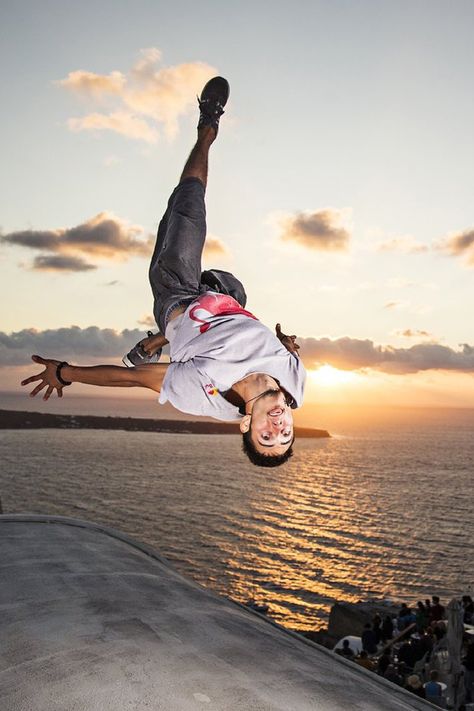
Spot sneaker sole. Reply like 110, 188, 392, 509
122, 355, 135, 368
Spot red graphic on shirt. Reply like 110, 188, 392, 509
189, 293, 257, 333
204, 383, 219, 396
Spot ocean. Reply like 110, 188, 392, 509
1, 409, 473, 632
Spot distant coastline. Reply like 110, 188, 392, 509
0, 409, 330, 438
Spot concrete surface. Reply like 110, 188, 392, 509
0, 515, 435, 710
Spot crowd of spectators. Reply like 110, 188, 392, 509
335, 594, 474, 708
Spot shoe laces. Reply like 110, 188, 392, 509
197, 96, 225, 118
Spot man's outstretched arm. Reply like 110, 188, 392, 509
21, 355, 168, 401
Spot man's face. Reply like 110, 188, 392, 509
240, 389, 294, 456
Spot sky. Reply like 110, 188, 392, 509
1, 0, 474, 413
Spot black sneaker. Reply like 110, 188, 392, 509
197, 76, 230, 133
122, 331, 162, 368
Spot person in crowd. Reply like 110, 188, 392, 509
462, 641, 474, 703
418, 629, 434, 659
372, 613, 382, 645
433, 621, 447, 642
397, 640, 417, 671
377, 648, 392, 676
462, 595, 474, 625
381, 614, 394, 643
355, 650, 376, 671
336, 639, 355, 659
405, 674, 426, 699
383, 664, 403, 686
424, 670, 443, 702
361, 623, 378, 655
416, 600, 429, 632
397, 661, 408, 684
398, 603, 416, 630
410, 635, 427, 665
425, 598, 432, 616
430, 595, 445, 622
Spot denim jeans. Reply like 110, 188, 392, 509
149, 177, 246, 333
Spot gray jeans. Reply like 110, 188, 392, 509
149, 177, 246, 333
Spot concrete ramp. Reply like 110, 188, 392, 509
0, 515, 433, 710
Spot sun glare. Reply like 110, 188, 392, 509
310, 365, 361, 388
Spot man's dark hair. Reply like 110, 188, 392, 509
241, 431, 294, 467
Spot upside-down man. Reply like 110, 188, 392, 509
22, 77, 306, 466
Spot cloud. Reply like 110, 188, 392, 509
137, 315, 156, 328
2, 327, 473, 376
57, 48, 217, 142
58, 70, 126, 97
0, 326, 145, 366
376, 236, 429, 253
33, 255, 96, 272
203, 236, 229, 258
437, 228, 474, 266
395, 329, 433, 338
2, 212, 152, 271
279, 209, 351, 251
384, 301, 406, 310
299, 336, 474, 374
68, 111, 159, 143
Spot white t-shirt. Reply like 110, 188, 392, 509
158, 292, 306, 421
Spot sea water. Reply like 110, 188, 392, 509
0, 421, 473, 631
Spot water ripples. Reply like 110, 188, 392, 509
1, 426, 473, 630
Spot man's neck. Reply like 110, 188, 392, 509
226, 373, 279, 412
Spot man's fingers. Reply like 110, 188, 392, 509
30, 381, 46, 397
57, 386, 63, 398
21, 374, 42, 386
43, 386, 54, 401
275, 323, 282, 334
32, 355, 46, 364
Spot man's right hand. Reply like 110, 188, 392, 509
275, 324, 300, 355
21, 355, 65, 401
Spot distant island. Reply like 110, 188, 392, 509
0, 409, 330, 438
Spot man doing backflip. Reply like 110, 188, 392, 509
22, 77, 306, 466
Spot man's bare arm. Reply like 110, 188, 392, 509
21, 355, 168, 400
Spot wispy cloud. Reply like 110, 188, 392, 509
2, 213, 152, 272
394, 329, 433, 339
2, 327, 473, 375
58, 70, 125, 97
437, 228, 474, 266
279, 208, 351, 251
384, 300, 407, 310
33, 255, 96, 272
68, 111, 159, 143
376, 235, 429, 254
57, 48, 217, 142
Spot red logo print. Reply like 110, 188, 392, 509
189, 293, 257, 333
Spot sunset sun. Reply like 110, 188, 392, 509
309, 365, 361, 388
